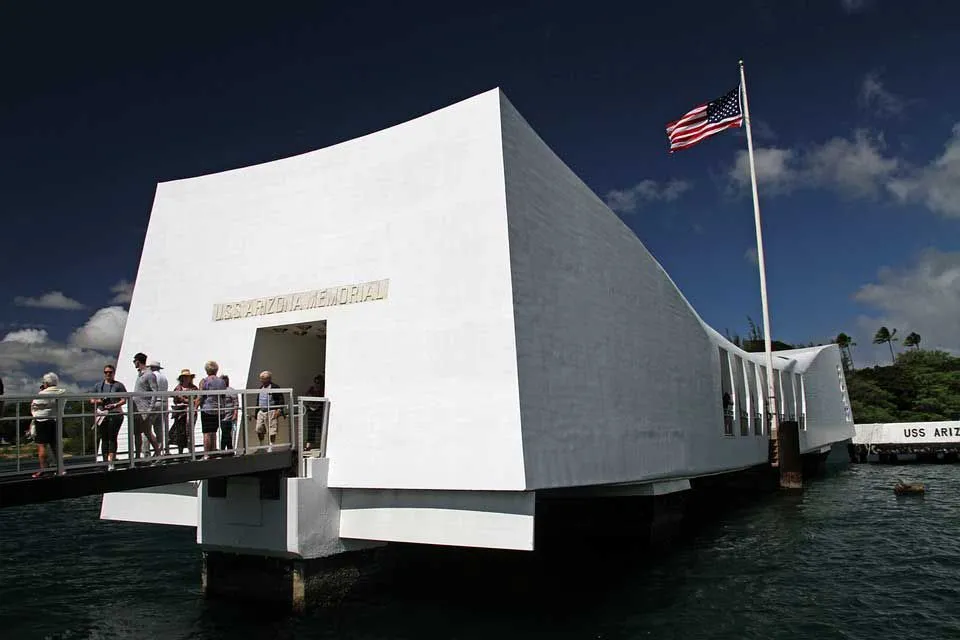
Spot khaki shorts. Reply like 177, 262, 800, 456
134, 413, 157, 436
255, 409, 281, 437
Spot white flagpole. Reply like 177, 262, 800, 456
738, 59, 779, 438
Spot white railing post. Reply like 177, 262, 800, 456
55, 397, 65, 476
319, 399, 330, 458
127, 395, 137, 468
188, 391, 197, 461
15, 402, 22, 473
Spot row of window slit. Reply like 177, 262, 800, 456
718, 346, 807, 437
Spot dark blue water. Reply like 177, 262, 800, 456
3, 464, 960, 639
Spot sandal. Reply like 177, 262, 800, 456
31, 471, 44, 478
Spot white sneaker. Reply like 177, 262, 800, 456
107, 463, 115, 471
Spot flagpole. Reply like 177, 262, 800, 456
738, 59, 779, 439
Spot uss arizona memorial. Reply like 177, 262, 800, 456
104, 88, 854, 569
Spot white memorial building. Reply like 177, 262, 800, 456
103, 88, 854, 562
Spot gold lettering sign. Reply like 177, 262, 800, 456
212, 278, 390, 321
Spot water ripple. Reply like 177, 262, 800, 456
4, 464, 960, 639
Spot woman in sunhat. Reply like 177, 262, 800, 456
169, 369, 198, 455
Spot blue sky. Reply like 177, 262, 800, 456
2, 0, 959, 391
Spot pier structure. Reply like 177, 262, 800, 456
0, 88, 855, 609
852, 422, 960, 463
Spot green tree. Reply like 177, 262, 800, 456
846, 349, 960, 422
834, 332, 856, 371
873, 326, 898, 364
903, 331, 922, 350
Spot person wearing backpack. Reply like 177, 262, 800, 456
90, 364, 127, 471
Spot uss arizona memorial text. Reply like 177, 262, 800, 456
212, 278, 390, 321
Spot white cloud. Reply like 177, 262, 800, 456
2, 328, 49, 345
604, 179, 692, 214
887, 123, 960, 218
730, 147, 798, 194
109, 280, 134, 305
13, 291, 85, 310
0, 340, 110, 389
744, 247, 758, 265
805, 130, 899, 198
728, 127, 960, 214
858, 71, 906, 117
0, 308, 128, 394
853, 249, 960, 365
0, 373, 83, 395
731, 131, 896, 197
69, 306, 128, 353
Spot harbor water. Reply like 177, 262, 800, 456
2, 463, 960, 639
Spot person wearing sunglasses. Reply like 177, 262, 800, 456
91, 365, 127, 471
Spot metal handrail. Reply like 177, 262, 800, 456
0, 388, 302, 479
0, 388, 295, 400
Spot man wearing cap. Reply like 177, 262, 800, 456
255, 371, 285, 448
148, 360, 170, 453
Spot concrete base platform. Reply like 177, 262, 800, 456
199, 448, 848, 612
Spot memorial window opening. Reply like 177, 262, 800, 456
718, 347, 734, 436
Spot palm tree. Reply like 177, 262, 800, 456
835, 332, 856, 370
873, 326, 898, 364
903, 332, 922, 350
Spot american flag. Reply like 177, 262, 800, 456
666, 86, 743, 152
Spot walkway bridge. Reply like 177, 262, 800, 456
0, 388, 328, 509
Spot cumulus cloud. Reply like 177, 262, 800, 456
729, 147, 798, 194
69, 306, 128, 353
0, 339, 109, 388
2, 329, 49, 345
858, 71, 906, 117
729, 122, 960, 219
0, 306, 128, 393
730, 130, 896, 198
604, 179, 692, 214
853, 249, 960, 365
109, 280, 134, 305
13, 291, 85, 310
805, 130, 899, 198
887, 123, 960, 218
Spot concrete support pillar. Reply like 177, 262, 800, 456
647, 491, 686, 547
777, 420, 803, 490
202, 551, 300, 608
201, 549, 369, 612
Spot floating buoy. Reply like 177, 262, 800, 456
894, 480, 925, 495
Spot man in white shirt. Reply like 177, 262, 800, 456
149, 360, 170, 453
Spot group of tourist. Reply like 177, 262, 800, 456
19, 354, 293, 476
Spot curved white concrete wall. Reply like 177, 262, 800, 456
117, 88, 853, 497
499, 95, 852, 489
119, 89, 526, 492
